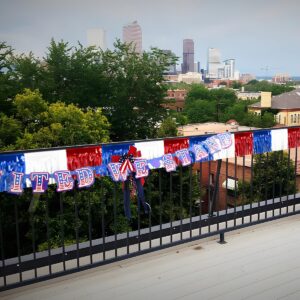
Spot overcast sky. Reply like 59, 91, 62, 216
1, 0, 299, 76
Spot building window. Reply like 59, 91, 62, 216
295, 114, 297, 123
298, 114, 300, 123
279, 114, 281, 124
291, 115, 293, 124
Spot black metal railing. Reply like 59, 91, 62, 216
0, 128, 300, 291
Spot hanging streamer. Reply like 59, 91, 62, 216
253, 130, 271, 154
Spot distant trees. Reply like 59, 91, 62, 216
184, 85, 238, 123
244, 80, 294, 95
183, 84, 276, 128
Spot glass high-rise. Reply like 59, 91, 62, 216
87, 28, 107, 50
182, 39, 194, 74
122, 21, 142, 54
207, 48, 222, 79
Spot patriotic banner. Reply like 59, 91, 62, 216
0, 128, 296, 193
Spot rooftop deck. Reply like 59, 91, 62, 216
2, 214, 300, 300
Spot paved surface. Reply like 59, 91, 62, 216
1, 214, 300, 300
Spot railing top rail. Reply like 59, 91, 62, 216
1, 125, 299, 156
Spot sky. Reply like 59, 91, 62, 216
0, 0, 299, 76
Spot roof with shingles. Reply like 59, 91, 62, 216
249, 88, 300, 109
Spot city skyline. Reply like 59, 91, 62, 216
0, 0, 299, 75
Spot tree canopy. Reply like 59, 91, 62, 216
0, 89, 110, 150
244, 80, 294, 95
0, 39, 177, 142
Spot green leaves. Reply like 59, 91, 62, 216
0, 89, 110, 151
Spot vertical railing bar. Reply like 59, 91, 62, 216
234, 156, 237, 227
137, 180, 141, 252
30, 196, 37, 279
225, 158, 228, 229
272, 157, 275, 218
169, 172, 173, 243
101, 180, 106, 261
74, 190, 80, 268
126, 217, 130, 255
257, 154, 262, 221
148, 173, 152, 249
14, 197, 22, 282
242, 156, 245, 224
265, 153, 268, 219
189, 164, 193, 238
88, 195, 93, 264
198, 162, 202, 236
159, 169, 162, 247
208, 160, 211, 233
113, 182, 118, 258
45, 193, 52, 275
294, 146, 298, 212
179, 165, 183, 240
250, 154, 254, 223
286, 148, 291, 210
215, 160, 221, 232
279, 151, 283, 215
59, 193, 66, 271
0, 201, 7, 287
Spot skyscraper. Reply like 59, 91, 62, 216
182, 39, 194, 74
87, 28, 107, 50
122, 21, 142, 54
207, 48, 222, 79
224, 59, 235, 79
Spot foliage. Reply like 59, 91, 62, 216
165, 82, 191, 91
220, 100, 275, 128
184, 85, 238, 123
244, 80, 294, 95
230, 81, 242, 89
0, 89, 110, 150
157, 116, 178, 137
1, 40, 176, 141
239, 152, 296, 203
99, 41, 177, 140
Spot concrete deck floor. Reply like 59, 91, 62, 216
1, 214, 300, 300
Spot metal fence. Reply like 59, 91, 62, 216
0, 128, 300, 291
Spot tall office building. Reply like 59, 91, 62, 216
224, 59, 235, 79
87, 28, 107, 50
182, 39, 194, 73
122, 21, 142, 54
207, 48, 222, 79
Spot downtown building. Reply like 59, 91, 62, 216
224, 59, 235, 79
207, 48, 222, 79
122, 21, 142, 54
87, 28, 107, 50
182, 39, 194, 73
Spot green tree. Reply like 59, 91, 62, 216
100, 40, 177, 140
0, 42, 15, 115
184, 100, 216, 123
240, 152, 296, 203
185, 84, 211, 103
0, 89, 110, 150
244, 80, 294, 95
157, 116, 178, 137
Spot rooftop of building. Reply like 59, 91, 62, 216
178, 122, 257, 136
3, 214, 300, 300
250, 88, 300, 109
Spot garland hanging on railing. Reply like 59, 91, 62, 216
0, 128, 299, 195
